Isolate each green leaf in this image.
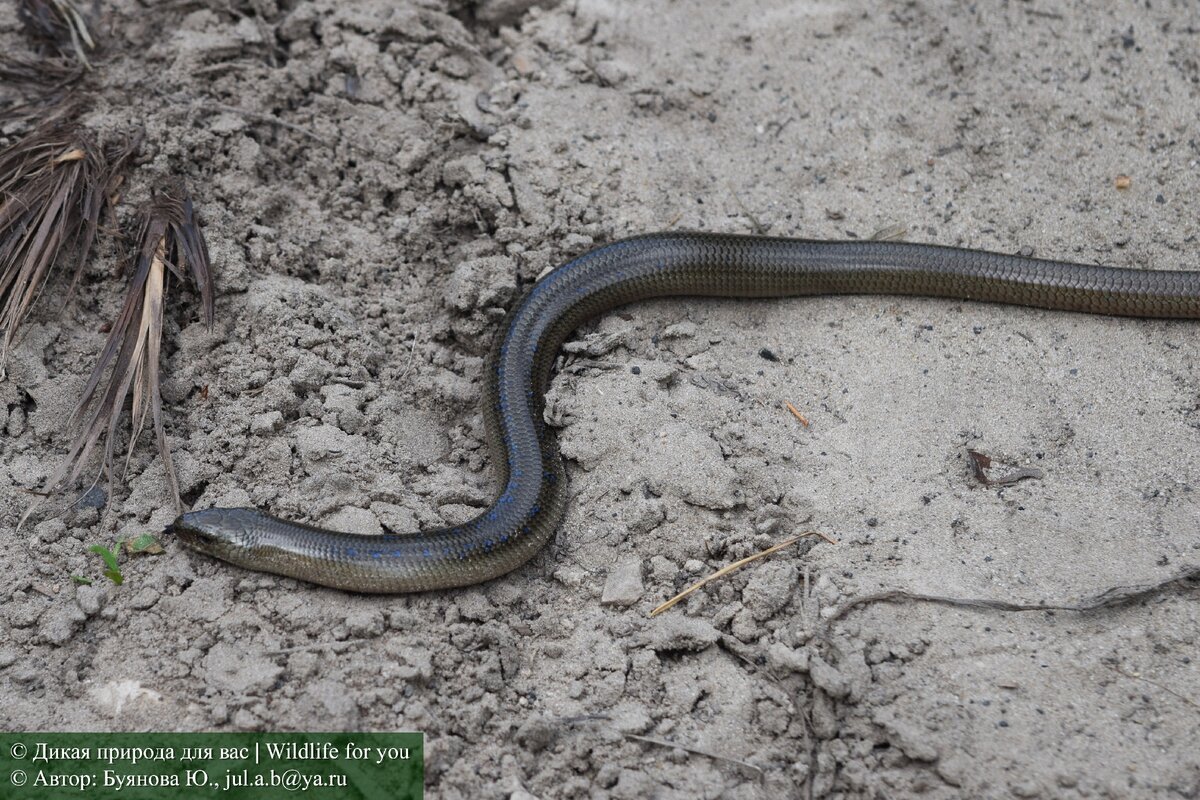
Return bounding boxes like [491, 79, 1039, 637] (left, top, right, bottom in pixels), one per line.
[89, 545, 124, 586]
[125, 533, 164, 555]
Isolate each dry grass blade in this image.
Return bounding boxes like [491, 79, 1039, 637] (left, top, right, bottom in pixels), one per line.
[649, 530, 838, 617]
[17, 0, 98, 66]
[39, 181, 214, 515]
[0, 119, 135, 365]
[622, 733, 763, 775]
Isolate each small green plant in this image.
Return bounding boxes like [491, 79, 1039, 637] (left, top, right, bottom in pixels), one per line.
[88, 544, 123, 585]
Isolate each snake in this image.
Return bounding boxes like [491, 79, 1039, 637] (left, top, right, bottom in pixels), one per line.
[167, 232, 1200, 592]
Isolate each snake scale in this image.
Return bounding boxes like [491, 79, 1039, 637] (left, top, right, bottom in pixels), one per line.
[168, 232, 1200, 592]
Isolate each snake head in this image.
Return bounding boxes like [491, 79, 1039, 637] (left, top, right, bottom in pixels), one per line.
[167, 507, 260, 560]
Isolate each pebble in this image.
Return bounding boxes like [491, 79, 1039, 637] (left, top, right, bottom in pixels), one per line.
[302, 679, 359, 729]
[77, 486, 107, 510]
[34, 519, 67, 543]
[130, 588, 160, 610]
[741, 562, 798, 621]
[766, 642, 810, 674]
[808, 652, 851, 699]
[443, 255, 517, 312]
[295, 424, 357, 462]
[288, 351, 332, 393]
[601, 559, 644, 606]
[203, 642, 283, 694]
[10, 659, 43, 686]
[250, 411, 284, 435]
[7, 599, 46, 628]
[232, 708, 261, 731]
[475, 0, 545, 23]
[322, 506, 384, 536]
[38, 605, 86, 646]
[644, 616, 721, 652]
[1009, 779, 1042, 798]
[0, 646, 18, 668]
[75, 584, 107, 617]
[345, 610, 385, 637]
[609, 703, 652, 734]
[872, 708, 939, 762]
[516, 715, 559, 753]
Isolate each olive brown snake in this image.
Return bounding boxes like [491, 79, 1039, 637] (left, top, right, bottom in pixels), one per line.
[168, 233, 1200, 592]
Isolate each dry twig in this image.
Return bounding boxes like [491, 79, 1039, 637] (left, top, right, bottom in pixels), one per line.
[818, 564, 1200, 636]
[623, 732, 763, 775]
[785, 401, 810, 427]
[650, 530, 838, 617]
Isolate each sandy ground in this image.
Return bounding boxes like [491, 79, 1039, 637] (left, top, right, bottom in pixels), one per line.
[3, 0, 1200, 797]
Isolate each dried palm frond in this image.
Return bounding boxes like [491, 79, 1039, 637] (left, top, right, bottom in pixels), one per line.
[0, 53, 86, 128]
[17, 0, 98, 66]
[0, 119, 136, 362]
[41, 181, 214, 514]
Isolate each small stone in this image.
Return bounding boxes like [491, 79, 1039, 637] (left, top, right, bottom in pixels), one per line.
[601, 559, 644, 606]
[609, 703, 652, 734]
[345, 610, 385, 638]
[661, 321, 698, 339]
[77, 486, 107, 510]
[10, 659, 42, 686]
[130, 588, 160, 610]
[873, 708, 939, 761]
[0, 646, 19, 668]
[7, 599, 46, 628]
[322, 507, 384, 536]
[444, 255, 517, 312]
[302, 679, 358, 729]
[808, 653, 850, 699]
[516, 715, 559, 753]
[766, 642, 809, 674]
[476, 0, 547, 24]
[34, 519, 67, 543]
[644, 616, 721, 652]
[1010, 779, 1042, 798]
[76, 584, 107, 617]
[203, 642, 283, 694]
[232, 708, 261, 730]
[512, 51, 535, 76]
[250, 411, 284, 435]
[289, 352, 332, 392]
[295, 424, 356, 461]
[741, 562, 798, 621]
[38, 604, 87, 646]
[937, 754, 968, 786]
[371, 502, 419, 533]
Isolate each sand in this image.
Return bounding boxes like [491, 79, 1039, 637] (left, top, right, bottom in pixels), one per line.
[2, 1, 1199, 798]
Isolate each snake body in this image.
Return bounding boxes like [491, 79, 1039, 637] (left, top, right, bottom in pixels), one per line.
[169, 233, 1200, 592]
